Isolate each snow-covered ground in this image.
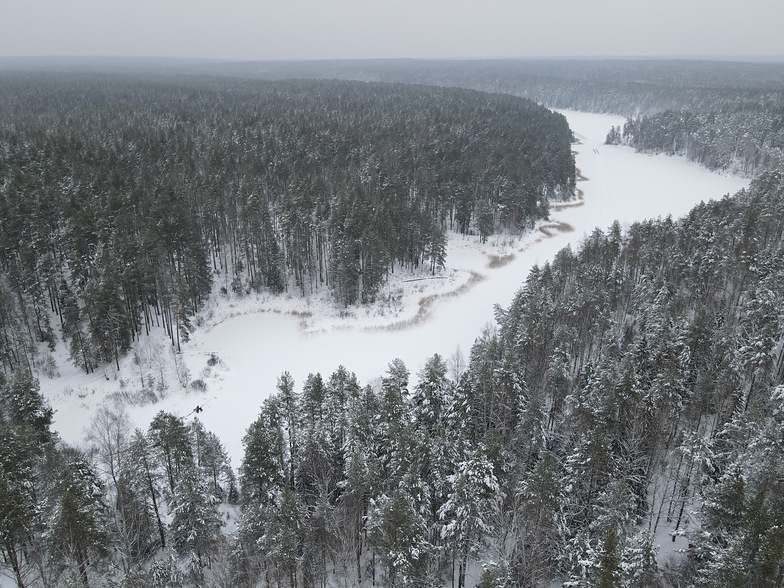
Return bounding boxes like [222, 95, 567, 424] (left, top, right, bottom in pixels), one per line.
[40, 110, 749, 473]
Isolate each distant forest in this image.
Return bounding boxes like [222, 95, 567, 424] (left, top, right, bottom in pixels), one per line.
[0, 73, 574, 375]
[209, 59, 784, 177]
[3, 172, 782, 587]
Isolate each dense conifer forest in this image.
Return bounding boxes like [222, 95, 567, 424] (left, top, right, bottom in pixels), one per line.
[3, 169, 782, 586]
[2, 60, 783, 587]
[214, 59, 784, 177]
[0, 73, 574, 376]
[618, 106, 784, 175]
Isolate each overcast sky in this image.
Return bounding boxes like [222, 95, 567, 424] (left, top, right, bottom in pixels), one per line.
[1, 0, 783, 61]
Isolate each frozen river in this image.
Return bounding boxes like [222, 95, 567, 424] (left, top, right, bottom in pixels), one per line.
[48, 111, 750, 463]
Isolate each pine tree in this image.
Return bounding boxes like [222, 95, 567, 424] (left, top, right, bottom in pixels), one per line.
[0, 370, 53, 444]
[593, 525, 621, 588]
[477, 200, 494, 244]
[150, 549, 185, 588]
[170, 464, 222, 566]
[276, 371, 299, 485]
[367, 486, 430, 586]
[510, 452, 563, 584]
[412, 354, 450, 432]
[240, 399, 285, 505]
[126, 429, 167, 549]
[189, 419, 232, 501]
[438, 450, 500, 588]
[426, 222, 447, 276]
[621, 532, 660, 587]
[604, 125, 622, 145]
[148, 411, 193, 497]
[58, 281, 96, 374]
[49, 449, 110, 588]
[0, 420, 41, 588]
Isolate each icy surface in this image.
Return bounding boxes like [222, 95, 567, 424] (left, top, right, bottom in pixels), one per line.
[40, 111, 749, 469]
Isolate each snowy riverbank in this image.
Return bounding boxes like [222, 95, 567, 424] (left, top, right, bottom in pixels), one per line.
[40, 110, 749, 468]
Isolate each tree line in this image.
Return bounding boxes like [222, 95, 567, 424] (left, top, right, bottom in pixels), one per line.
[213, 58, 784, 178]
[3, 171, 782, 587]
[619, 106, 784, 176]
[0, 368, 236, 588]
[193, 59, 784, 117]
[0, 72, 575, 376]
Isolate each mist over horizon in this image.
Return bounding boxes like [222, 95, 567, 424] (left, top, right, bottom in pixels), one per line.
[2, 0, 783, 63]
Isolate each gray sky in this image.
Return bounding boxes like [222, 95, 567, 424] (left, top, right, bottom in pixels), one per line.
[1, 0, 783, 61]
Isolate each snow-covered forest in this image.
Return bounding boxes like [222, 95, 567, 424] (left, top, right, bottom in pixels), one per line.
[217, 59, 784, 178]
[1, 61, 783, 587]
[0, 73, 573, 376]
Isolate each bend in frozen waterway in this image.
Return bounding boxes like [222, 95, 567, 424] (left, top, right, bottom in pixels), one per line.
[45, 111, 750, 465]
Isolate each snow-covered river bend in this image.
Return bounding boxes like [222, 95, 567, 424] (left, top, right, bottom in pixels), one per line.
[48, 111, 749, 464]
